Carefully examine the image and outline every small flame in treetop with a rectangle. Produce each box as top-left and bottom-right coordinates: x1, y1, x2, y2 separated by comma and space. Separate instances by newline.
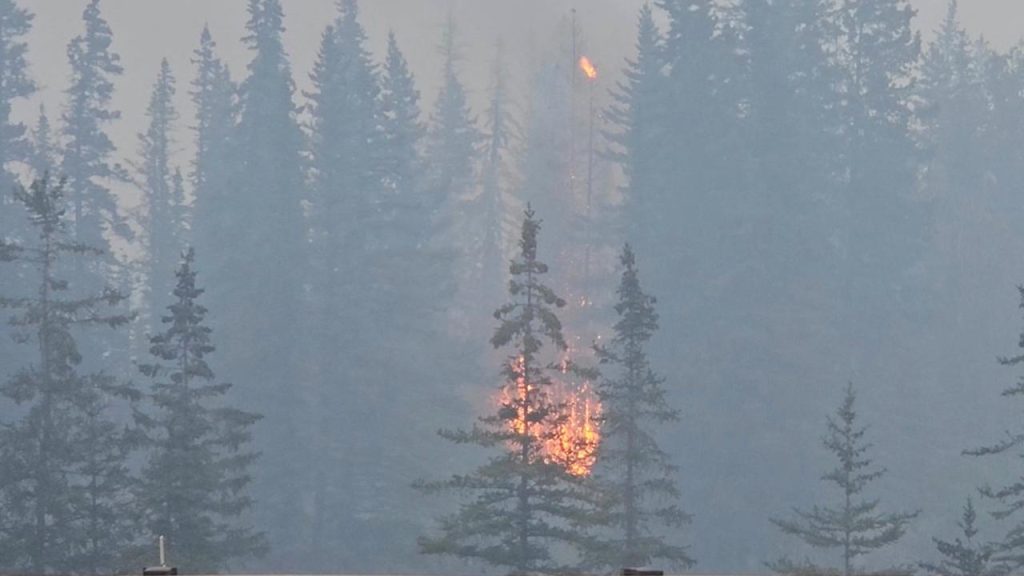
579, 56, 597, 80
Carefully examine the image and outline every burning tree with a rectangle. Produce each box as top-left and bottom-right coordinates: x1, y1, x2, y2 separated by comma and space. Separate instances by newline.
588, 244, 693, 570
418, 206, 605, 574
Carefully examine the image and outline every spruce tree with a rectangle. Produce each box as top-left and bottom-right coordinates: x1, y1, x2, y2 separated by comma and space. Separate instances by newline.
916, 0, 992, 337
304, 0, 389, 561
830, 0, 922, 347
136, 59, 187, 327
590, 244, 693, 570
920, 499, 1006, 576
770, 383, 918, 576
424, 14, 480, 271
30, 105, 58, 179
61, 0, 129, 252
0, 0, 34, 232
189, 25, 236, 267
419, 206, 602, 575
378, 30, 433, 299
606, 4, 666, 255
473, 40, 518, 310
741, 0, 840, 282
227, 0, 310, 561
963, 285, 1024, 569
0, 0, 35, 403
136, 248, 265, 573
0, 175, 135, 574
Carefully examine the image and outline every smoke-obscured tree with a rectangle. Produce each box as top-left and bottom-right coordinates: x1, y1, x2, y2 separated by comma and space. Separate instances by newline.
304, 0, 389, 563
223, 0, 310, 562
189, 25, 237, 268
653, 0, 746, 288
831, 0, 923, 347
0, 0, 34, 236
424, 14, 480, 300
741, 0, 839, 283
471, 40, 518, 312
0, 175, 136, 574
136, 59, 187, 329
135, 248, 265, 573
61, 0, 129, 255
769, 383, 918, 576
589, 244, 693, 570
30, 105, 57, 179
962, 285, 1024, 570
606, 3, 666, 254
419, 206, 603, 574
919, 499, 1006, 576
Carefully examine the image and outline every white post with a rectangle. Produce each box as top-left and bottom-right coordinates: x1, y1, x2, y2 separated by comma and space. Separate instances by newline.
159, 535, 166, 567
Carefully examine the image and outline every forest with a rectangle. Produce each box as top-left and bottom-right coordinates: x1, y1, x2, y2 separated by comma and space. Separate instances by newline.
3, 0, 1024, 574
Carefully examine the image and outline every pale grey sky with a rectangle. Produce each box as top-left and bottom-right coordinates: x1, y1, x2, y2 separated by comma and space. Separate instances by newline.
14, 0, 1019, 206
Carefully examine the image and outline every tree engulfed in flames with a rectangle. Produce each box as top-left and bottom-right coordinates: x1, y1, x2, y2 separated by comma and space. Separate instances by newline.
499, 355, 602, 477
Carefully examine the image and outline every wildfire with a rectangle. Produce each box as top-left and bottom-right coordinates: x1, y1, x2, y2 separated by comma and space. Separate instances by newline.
499, 355, 602, 477
579, 56, 598, 80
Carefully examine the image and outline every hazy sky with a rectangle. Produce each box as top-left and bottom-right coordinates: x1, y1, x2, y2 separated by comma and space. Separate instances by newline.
14, 0, 1022, 205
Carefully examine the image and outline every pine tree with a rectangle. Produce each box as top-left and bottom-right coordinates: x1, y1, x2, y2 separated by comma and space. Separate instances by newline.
742, 0, 840, 280
303, 0, 389, 562
136, 248, 265, 573
770, 383, 918, 576
473, 40, 518, 310
962, 285, 1024, 570
227, 0, 310, 562
424, 14, 480, 273
378, 30, 434, 300
137, 59, 187, 328
831, 0, 923, 346
0, 0, 34, 232
419, 206, 602, 575
61, 0, 129, 253
0, 175, 136, 574
30, 105, 58, 179
590, 244, 693, 569
919, 499, 1006, 576
606, 4, 666, 255
189, 25, 236, 267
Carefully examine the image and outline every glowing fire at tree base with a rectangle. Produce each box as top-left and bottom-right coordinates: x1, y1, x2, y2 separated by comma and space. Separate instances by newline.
499, 355, 602, 477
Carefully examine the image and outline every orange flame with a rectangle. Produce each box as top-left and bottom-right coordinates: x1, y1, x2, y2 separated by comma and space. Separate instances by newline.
499, 354, 602, 477
579, 56, 598, 80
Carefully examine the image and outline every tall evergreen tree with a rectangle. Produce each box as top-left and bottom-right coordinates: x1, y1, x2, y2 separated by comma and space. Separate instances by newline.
136, 59, 187, 327
916, 0, 992, 330
962, 285, 1024, 570
0, 175, 136, 574
770, 383, 918, 576
0, 0, 34, 233
189, 25, 236, 266
741, 0, 840, 282
0, 0, 36, 408
919, 499, 1006, 576
61, 0, 128, 253
473, 40, 518, 310
419, 206, 602, 574
424, 14, 480, 281
606, 4, 666, 255
831, 0, 923, 350
590, 244, 693, 570
226, 0, 310, 564
136, 248, 265, 573
304, 0, 386, 562
29, 105, 57, 179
